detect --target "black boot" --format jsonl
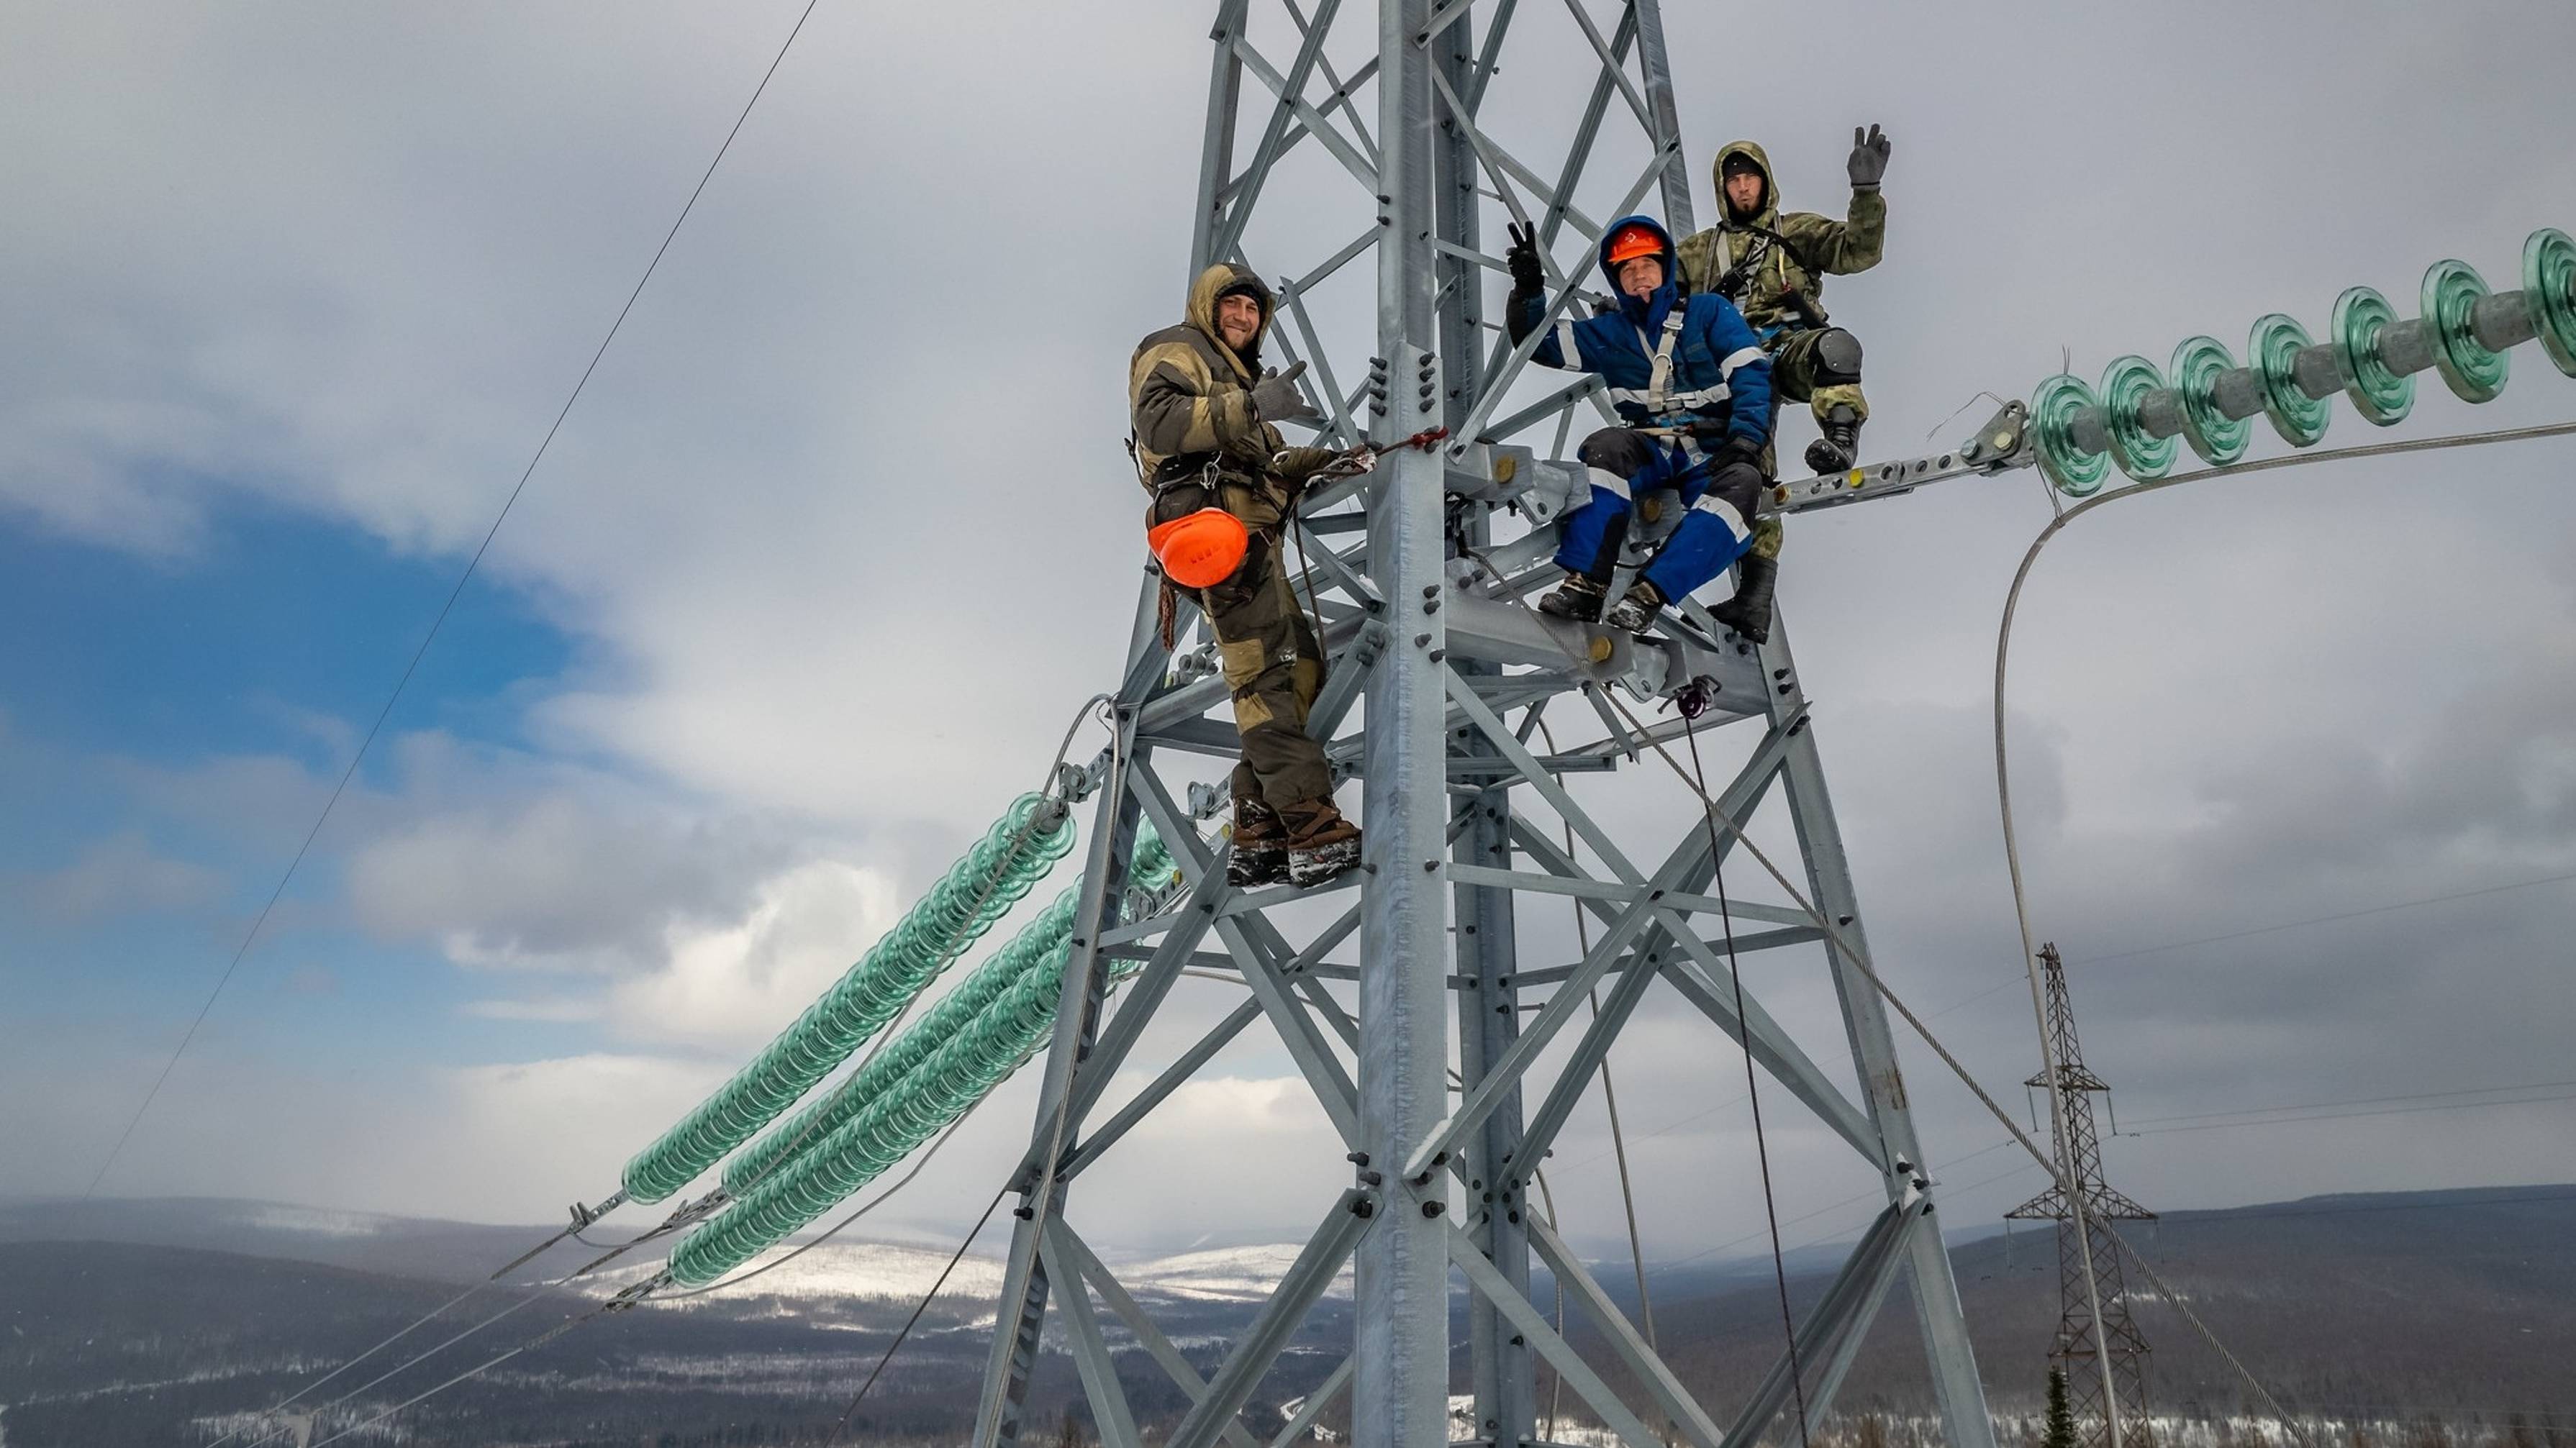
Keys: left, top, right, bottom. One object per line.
{"left": 1537, "top": 575, "right": 1606, "bottom": 622}
{"left": 1803, "top": 406, "right": 1863, "bottom": 476}
{"left": 1709, "top": 552, "right": 1777, "bottom": 645}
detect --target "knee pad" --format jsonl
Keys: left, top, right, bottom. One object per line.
{"left": 1577, "top": 427, "right": 1654, "bottom": 476}
{"left": 1812, "top": 327, "right": 1864, "bottom": 385}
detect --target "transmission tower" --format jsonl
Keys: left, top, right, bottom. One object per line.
{"left": 958, "top": 4, "right": 2009, "bottom": 1446}
{"left": 2008, "top": 945, "right": 2154, "bottom": 1448}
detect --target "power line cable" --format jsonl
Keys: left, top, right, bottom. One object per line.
{"left": 2121, "top": 1075, "right": 2576, "bottom": 1129}
{"left": 2121, "top": 1090, "right": 2576, "bottom": 1137}
{"left": 1990, "top": 417, "right": 2576, "bottom": 1448}
{"left": 826, "top": 1185, "right": 1012, "bottom": 1444}
{"left": 2073, "top": 868, "right": 2576, "bottom": 965}
{"left": 81, "top": 0, "right": 827, "bottom": 1204}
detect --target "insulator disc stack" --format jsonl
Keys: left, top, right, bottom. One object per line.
{"left": 718, "top": 823, "right": 1178, "bottom": 1199}
{"left": 619, "top": 791, "right": 1076, "bottom": 1205}
{"left": 666, "top": 827, "right": 1178, "bottom": 1288}
{"left": 2030, "top": 227, "right": 2576, "bottom": 498}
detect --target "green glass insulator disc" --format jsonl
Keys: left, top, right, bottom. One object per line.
{"left": 2521, "top": 227, "right": 2576, "bottom": 377}
{"left": 2331, "top": 285, "right": 2413, "bottom": 427}
{"left": 2249, "top": 312, "right": 2330, "bottom": 447}
{"left": 2030, "top": 373, "right": 2110, "bottom": 498}
{"left": 2097, "top": 354, "right": 2177, "bottom": 480}
{"left": 2421, "top": 258, "right": 2508, "bottom": 404}
{"left": 2169, "top": 334, "right": 2249, "bottom": 466}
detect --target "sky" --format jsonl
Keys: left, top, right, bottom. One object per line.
{"left": 4, "top": 0, "right": 2575, "bottom": 1275}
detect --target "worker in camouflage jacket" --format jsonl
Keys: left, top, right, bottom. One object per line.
{"left": 1674, "top": 125, "right": 1892, "bottom": 644}
{"left": 1129, "top": 263, "right": 1362, "bottom": 891}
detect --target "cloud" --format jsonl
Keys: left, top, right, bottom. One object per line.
{"left": 10, "top": 0, "right": 2576, "bottom": 1248}
{"left": 6, "top": 831, "right": 225, "bottom": 923}
{"left": 345, "top": 786, "right": 802, "bottom": 975}
{"left": 602, "top": 858, "right": 902, "bottom": 1052}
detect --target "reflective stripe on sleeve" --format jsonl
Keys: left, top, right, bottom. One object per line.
{"left": 1587, "top": 466, "right": 1633, "bottom": 501}
{"left": 1718, "top": 345, "right": 1764, "bottom": 377}
{"left": 1554, "top": 320, "right": 1583, "bottom": 369}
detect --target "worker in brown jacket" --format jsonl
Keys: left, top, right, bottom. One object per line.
{"left": 1129, "top": 263, "right": 1362, "bottom": 890}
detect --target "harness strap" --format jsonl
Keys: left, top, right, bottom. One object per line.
{"left": 1642, "top": 308, "right": 1687, "bottom": 414}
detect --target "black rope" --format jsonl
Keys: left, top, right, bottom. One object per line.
{"left": 1679, "top": 697, "right": 1810, "bottom": 1448}
{"left": 827, "top": 1185, "right": 1011, "bottom": 1444}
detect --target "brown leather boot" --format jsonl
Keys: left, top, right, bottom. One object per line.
{"left": 1228, "top": 797, "right": 1290, "bottom": 888}
{"left": 1282, "top": 800, "right": 1364, "bottom": 888}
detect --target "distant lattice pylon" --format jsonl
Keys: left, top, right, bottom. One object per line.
{"left": 2009, "top": 943, "right": 2155, "bottom": 1448}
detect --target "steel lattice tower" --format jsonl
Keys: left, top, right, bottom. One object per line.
{"left": 967, "top": 4, "right": 2013, "bottom": 1445}
{"left": 2008, "top": 945, "right": 2154, "bottom": 1448}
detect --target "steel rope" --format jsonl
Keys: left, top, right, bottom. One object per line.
{"left": 1681, "top": 703, "right": 1810, "bottom": 1448}
{"left": 83, "top": 0, "right": 827, "bottom": 1208}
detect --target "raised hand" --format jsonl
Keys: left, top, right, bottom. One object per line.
{"left": 1505, "top": 220, "right": 1546, "bottom": 293}
{"left": 1248, "top": 360, "right": 1321, "bottom": 424}
{"left": 1847, "top": 123, "right": 1892, "bottom": 189}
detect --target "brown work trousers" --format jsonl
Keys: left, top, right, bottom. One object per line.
{"left": 1200, "top": 530, "right": 1330, "bottom": 811}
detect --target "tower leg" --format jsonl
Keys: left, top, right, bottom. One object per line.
{"left": 972, "top": 753, "right": 1143, "bottom": 1448}
{"left": 1353, "top": 0, "right": 1453, "bottom": 1441}
{"left": 1456, "top": 761, "right": 1532, "bottom": 1448}
{"left": 1760, "top": 623, "right": 1999, "bottom": 1448}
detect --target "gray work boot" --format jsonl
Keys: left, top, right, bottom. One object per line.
{"left": 1803, "top": 406, "right": 1863, "bottom": 475}
{"left": 1603, "top": 580, "right": 1664, "bottom": 634}
{"left": 1537, "top": 575, "right": 1607, "bottom": 623}
{"left": 1709, "top": 552, "right": 1778, "bottom": 645}
{"left": 1284, "top": 801, "right": 1364, "bottom": 888}
{"left": 1227, "top": 798, "right": 1290, "bottom": 889}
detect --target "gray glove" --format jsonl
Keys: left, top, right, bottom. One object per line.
{"left": 1248, "top": 360, "right": 1319, "bottom": 424}
{"left": 1846, "top": 123, "right": 1891, "bottom": 190}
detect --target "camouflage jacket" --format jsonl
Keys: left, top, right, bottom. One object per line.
{"left": 1128, "top": 263, "right": 1337, "bottom": 533}
{"left": 1674, "top": 139, "right": 1885, "bottom": 334}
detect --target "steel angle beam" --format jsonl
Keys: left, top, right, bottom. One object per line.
{"left": 1051, "top": 1221, "right": 1263, "bottom": 1448}
{"left": 1527, "top": 1212, "right": 1725, "bottom": 1448}
{"left": 1445, "top": 1219, "right": 1665, "bottom": 1448}
{"left": 1270, "top": 1356, "right": 1353, "bottom": 1448}
{"left": 1656, "top": 946, "right": 1880, "bottom": 1160}
{"left": 1719, "top": 1197, "right": 1924, "bottom": 1448}
{"left": 1063, "top": 996, "right": 1263, "bottom": 1180}
{"left": 1408, "top": 816, "right": 1713, "bottom": 1183}
{"left": 1012, "top": 850, "right": 1230, "bottom": 1185}
{"left": 976, "top": 737, "right": 1146, "bottom": 1448}
{"left": 1439, "top": 590, "right": 1761, "bottom": 712}
{"left": 1166, "top": 1190, "right": 1373, "bottom": 1448}
{"left": 1128, "top": 770, "right": 1360, "bottom": 1122}
{"left": 1806, "top": 1210, "right": 1929, "bottom": 1421}
{"left": 1041, "top": 1226, "right": 1146, "bottom": 1448}
{"left": 1758, "top": 616, "right": 1995, "bottom": 1448}
{"left": 1214, "top": 2, "right": 1365, "bottom": 258}
{"left": 1140, "top": 715, "right": 1251, "bottom": 760}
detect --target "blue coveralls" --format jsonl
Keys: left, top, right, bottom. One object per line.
{"left": 1506, "top": 215, "right": 1775, "bottom": 603}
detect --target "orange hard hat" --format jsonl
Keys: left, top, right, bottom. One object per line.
{"left": 1605, "top": 223, "right": 1664, "bottom": 266}
{"left": 1146, "top": 507, "right": 1250, "bottom": 588}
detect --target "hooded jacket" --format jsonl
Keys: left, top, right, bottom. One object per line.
{"left": 1130, "top": 263, "right": 1289, "bottom": 491}
{"left": 1674, "top": 140, "right": 1885, "bottom": 334}
{"left": 1505, "top": 214, "right": 1773, "bottom": 448}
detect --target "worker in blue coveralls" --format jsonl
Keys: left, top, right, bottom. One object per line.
{"left": 1504, "top": 214, "right": 1774, "bottom": 634}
